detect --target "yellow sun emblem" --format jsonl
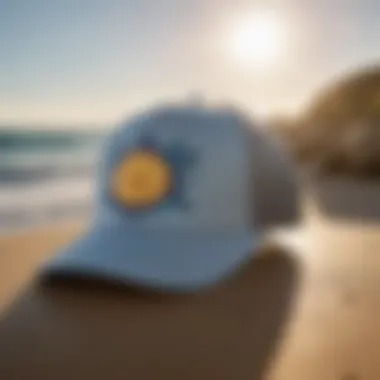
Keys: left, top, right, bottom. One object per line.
{"left": 111, "top": 150, "right": 172, "bottom": 208}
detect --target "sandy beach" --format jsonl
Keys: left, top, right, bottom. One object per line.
{"left": 1, "top": 181, "right": 380, "bottom": 379}
{"left": 0, "top": 221, "right": 85, "bottom": 313}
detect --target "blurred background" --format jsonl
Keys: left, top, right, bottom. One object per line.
{"left": 2, "top": 1, "right": 380, "bottom": 377}
{"left": 1, "top": 0, "right": 380, "bottom": 231}
{"left": 2, "top": 0, "right": 380, "bottom": 232}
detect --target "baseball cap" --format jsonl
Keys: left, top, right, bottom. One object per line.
{"left": 42, "top": 104, "right": 299, "bottom": 292}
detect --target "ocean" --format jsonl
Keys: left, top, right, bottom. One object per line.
{"left": 0, "top": 129, "right": 106, "bottom": 231}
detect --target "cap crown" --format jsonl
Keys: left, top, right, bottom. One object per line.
{"left": 96, "top": 106, "right": 254, "bottom": 232}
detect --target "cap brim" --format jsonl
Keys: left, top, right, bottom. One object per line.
{"left": 41, "top": 223, "right": 258, "bottom": 292}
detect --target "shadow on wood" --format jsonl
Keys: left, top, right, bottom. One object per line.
{"left": 0, "top": 244, "right": 300, "bottom": 380}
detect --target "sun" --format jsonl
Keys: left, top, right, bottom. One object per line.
{"left": 227, "top": 10, "right": 287, "bottom": 69}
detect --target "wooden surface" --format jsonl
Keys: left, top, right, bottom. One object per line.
{"left": 0, "top": 239, "right": 298, "bottom": 380}
{"left": 0, "top": 195, "right": 380, "bottom": 380}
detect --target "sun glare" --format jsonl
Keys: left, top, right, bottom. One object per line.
{"left": 227, "top": 10, "right": 287, "bottom": 69}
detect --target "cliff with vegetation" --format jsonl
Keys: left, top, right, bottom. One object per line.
{"left": 279, "top": 65, "right": 380, "bottom": 178}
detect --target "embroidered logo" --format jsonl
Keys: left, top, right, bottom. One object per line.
{"left": 111, "top": 136, "right": 195, "bottom": 213}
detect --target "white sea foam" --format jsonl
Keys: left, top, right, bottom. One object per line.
{"left": 0, "top": 133, "right": 103, "bottom": 230}
{"left": 0, "top": 177, "right": 94, "bottom": 230}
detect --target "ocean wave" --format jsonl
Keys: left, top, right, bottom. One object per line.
{"left": 0, "top": 129, "right": 103, "bottom": 229}
{"left": 0, "top": 201, "right": 91, "bottom": 230}
{"left": 0, "top": 177, "right": 93, "bottom": 230}
{"left": 0, "top": 129, "right": 105, "bottom": 152}
{"left": 0, "top": 163, "right": 96, "bottom": 184}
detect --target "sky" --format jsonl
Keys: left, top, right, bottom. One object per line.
{"left": 1, "top": 0, "right": 380, "bottom": 127}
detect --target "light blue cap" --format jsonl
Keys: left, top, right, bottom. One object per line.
{"left": 42, "top": 104, "right": 299, "bottom": 291}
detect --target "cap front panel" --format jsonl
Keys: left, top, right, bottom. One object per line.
{"left": 96, "top": 108, "right": 252, "bottom": 231}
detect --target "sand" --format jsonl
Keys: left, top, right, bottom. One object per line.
{"left": 2, "top": 184, "right": 380, "bottom": 379}
{"left": 0, "top": 221, "right": 85, "bottom": 313}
